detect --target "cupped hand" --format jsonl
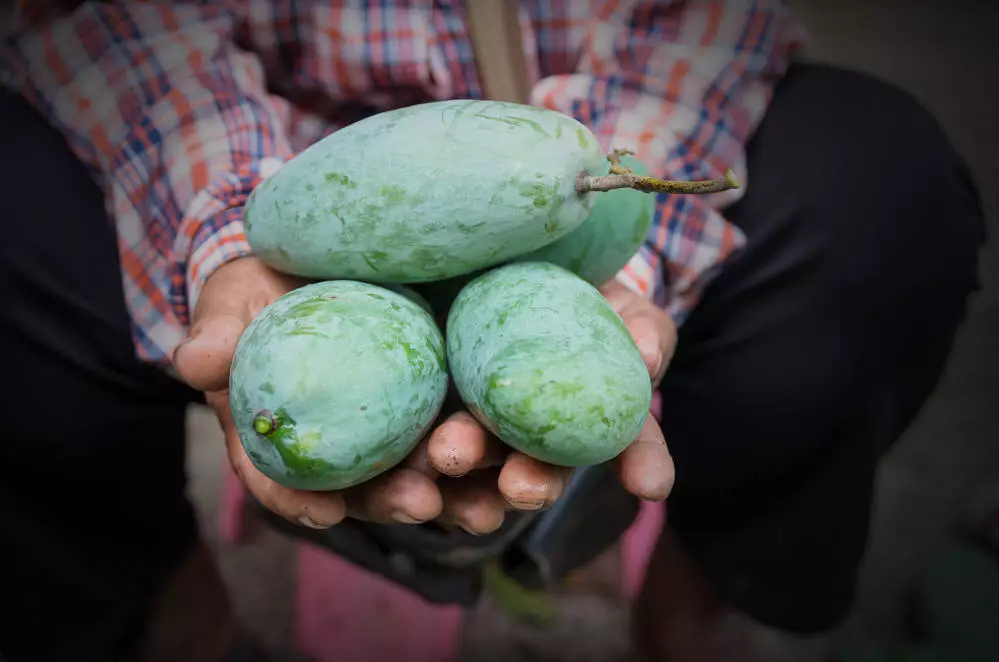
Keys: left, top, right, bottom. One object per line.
{"left": 426, "top": 278, "right": 676, "bottom": 535}
{"left": 172, "top": 256, "right": 447, "bottom": 529}
{"left": 173, "top": 258, "right": 675, "bottom": 535}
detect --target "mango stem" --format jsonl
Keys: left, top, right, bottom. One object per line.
{"left": 253, "top": 410, "right": 279, "bottom": 435}
{"left": 576, "top": 168, "right": 741, "bottom": 195}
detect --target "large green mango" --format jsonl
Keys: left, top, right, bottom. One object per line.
{"left": 446, "top": 262, "right": 652, "bottom": 467}
{"left": 229, "top": 280, "right": 448, "bottom": 490}
{"left": 244, "top": 99, "right": 606, "bottom": 282}
{"left": 515, "top": 154, "right": 655, "bottom": 287}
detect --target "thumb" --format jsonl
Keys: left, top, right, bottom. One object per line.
{"left": 621, "top": 307, "right": 676, "bottom": 387}
{"left": 172, "top": 256, "right": 295, "bottom": 393}
{"left": 599, "top": 279, "right": 676, "bottom": 386}
{"left": 173, "top": 313, "right": 249, "bottom": 392}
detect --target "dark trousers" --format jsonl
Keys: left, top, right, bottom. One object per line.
{"left": 0, "top": 62, "right": 985, "bottom": 661}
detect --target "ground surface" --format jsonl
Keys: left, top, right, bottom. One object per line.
{"left": 178, "top": 1, "right": 999, "bottom": 659}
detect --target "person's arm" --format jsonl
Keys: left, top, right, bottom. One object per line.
{"left": 2, "top": 0, "right": 678, "bottom": 535}
{"left": 532, "top": 0, "right": 806, "bottom": 323}
{"left": 3, "top": 1, "right": 296, "bottom": 364}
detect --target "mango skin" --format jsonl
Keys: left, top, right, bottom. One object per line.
{"left": 446, "top": 262, "right": 652, "bottom": 467}
{"left": 384, "top": 283, "right": 434, "bottom": 317}
{"left": 516, "top": 155, "right": 655, "bottom": 287}
{"left": 229, "top": 280, "right": 448, "bottom": 491}
{"left": 243, "top": 99, "right": 606, "bottom": 283}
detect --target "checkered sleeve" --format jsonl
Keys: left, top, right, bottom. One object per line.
{"left": 3, "top": 1, "right": 296, "bottom": 363}
{"left": 532, "top": 0, "right": 805, "bottom": 323}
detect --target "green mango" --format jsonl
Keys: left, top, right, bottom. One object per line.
{"left": 383, "top": 283, "right": 434, "bottom": 316}
{"left": 243, "top": 99, "right": 606, "bottom": 283}
{"left": 413, "top": 157, "right": 653, "bottom": 322}
{"left": 446, "top": 262, "right": 652, "bottom": 467}
{"left": 410, "top": 269, "right": 486, "bottom": 329}
{"left": 515, "top": 154, "right": 655, "bottom": 287}
{"left": 229, "top": 280, "right": 448, "bottom": 490}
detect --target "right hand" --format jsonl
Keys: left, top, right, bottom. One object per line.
{"left": 173, "top": 256, "right": 447, "bottom": 529}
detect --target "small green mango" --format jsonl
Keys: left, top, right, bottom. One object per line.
{"left": 244, "top": 99, "right": 606, "bottom": 283}
{"left": 446, "top": 262, "right": 652, "bottom": 467}
{"left": 229, "top": 280, "right": 448, "bottom": 490}
{"left": 515, "top": 154, "right": 655, "bottom": 287}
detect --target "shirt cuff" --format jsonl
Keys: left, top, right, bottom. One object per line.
{"left": 180, "top": 156, "right": 287, "bottom": 324}
{"left": 186, "top": 209, "right": 254, "bottom": 317}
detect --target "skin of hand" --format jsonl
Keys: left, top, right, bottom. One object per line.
{"left": 172, "top": 257, "right": 676, "bottom": 533}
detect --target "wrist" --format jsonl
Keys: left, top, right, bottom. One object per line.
{"left": 186, "top": 208, "right": 253, "bottom": 321}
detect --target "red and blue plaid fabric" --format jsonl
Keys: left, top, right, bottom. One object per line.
{"left": 2, "top": 0, "right": 806, "bottom": 364}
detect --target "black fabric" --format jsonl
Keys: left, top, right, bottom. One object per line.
{"left": 0, "top": 60, "right": 985, "bottom": 661}
{"left": 0, "top": 89, "right": 201, "bottom": 662}
{"left": 657, "top": 62, "right": 986, "bottom": 633}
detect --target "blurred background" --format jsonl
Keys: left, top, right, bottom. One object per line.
{"left": 4, "top": 0, "right": 995, "bottom": 660}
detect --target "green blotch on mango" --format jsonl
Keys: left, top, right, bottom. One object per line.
{"left": 243, "top": 99, "right": 605, "bottom": 283}
{"left": 515, "top": 154, "right": 655, "bottom": 287}
{"left": 446, "top": 262, "right": 652, "bottom": 467}
{"left": 229, "top": 280, "right": 448, "bottom": 490}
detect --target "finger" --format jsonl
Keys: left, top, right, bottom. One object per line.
{"left": 211, "top": 391, "right": 346, "bottom": 528}
{"left": 438, "top": 470, "right": 508, "bottom": 535}
{"left": 343, "top": 468, "right": 443, "bottom": 524}
{"left": 173, "top": 313, "right": 249, "bottom": 392}
{"left": 598, "top": 280, "right": 676, "bottom": 387}
{"left": 172, "top": 257, "right": 306, "bottom": 392}
{"left": 622, "top": 310, "right": 673, "bottom": 387}
{"left": 597, "top": 278, "right": 634, "bottom": 312}
{"left": 400, "top": 436, "right": 440, "bottom": 480}
{"left": 427, "top": 410, "right": 506, "bottom": 478}
{"left": 498, "top": 452, "right": 574, "bottom": 511}
{"left": 615, "top": 414, "right": 674, "bottom": 501}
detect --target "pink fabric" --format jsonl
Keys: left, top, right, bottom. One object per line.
{"left": 217, "top": 392, "right": 667, "bottom": 656}
{"left": 291, "top": 507, "right": 662, "bottom": 660}
{"left": 622, "top": 391, "right": 666, "bottom": 598}
{"left": 622, "top": 500, "right": 667, "bottom": 600}
{"left": 295, "top": 543, "right": 464, "bottom": 662}
{"left": 218, "top": 462, "right": 247, "bottom": 545}
{"left": 651, "top": 390, "right": 663, "bottom": 420}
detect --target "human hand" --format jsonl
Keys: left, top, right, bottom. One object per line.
{"left": 423, "top": 278, "right": 676, "bottom": 535}
{"left": 173, "top": 259, "right": 674, "bottom": 535}
{"left": 172, "top": 257, "right": 449, "bottom": 529}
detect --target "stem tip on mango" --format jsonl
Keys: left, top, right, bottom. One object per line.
{"left": 253, "top": 410, "right": 278, "bottom": 435}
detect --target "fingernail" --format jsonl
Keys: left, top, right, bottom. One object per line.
{"left": 459, "top": 524, "right": 483, "bottom": 536}
{"left": 653, "top": 357, "right": 668, "bottom": 385}
{"left": 506, "top": 497, "right": 545, "bottom": 511}
{"left": 298, "top": 515, "right": 329, "bottom": 529}
{"left": 637, "top": 338, "right": 661, "bottom": 367}
{"left": 391, "top": 510, "right": 423, "bottom": 524}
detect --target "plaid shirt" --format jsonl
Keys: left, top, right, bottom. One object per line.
{"left": 3, "top": 1, "right": 805, "bottom": 365}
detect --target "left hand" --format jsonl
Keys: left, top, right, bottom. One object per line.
{"left": 426, "top": 279, "right": 677, "bottom": 535}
